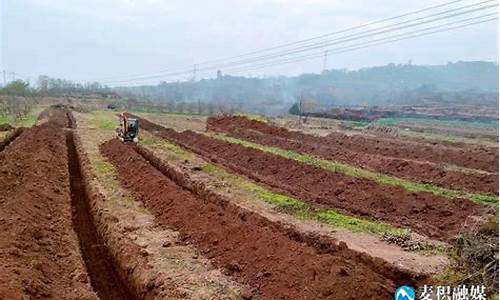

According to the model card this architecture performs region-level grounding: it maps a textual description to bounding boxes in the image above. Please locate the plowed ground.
[101,138,420,300]
[0,120,97,299]
[207,117,498,195]
[135,116,489,242]
[208,116,498,173]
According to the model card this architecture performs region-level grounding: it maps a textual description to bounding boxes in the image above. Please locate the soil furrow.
[0,128,24,152]
[213,120,497,195]
[66,130,135,300]
[101,138,420,300]
[134,115,489,241]
[207,116,498,173]
[0,121,98,299]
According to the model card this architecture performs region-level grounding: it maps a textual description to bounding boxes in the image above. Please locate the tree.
[0,80,32,96]
[288,102,300,115]
[38,75,49,94]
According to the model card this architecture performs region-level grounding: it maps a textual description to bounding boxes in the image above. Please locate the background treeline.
[0,76,113,97]
[1,61,498,118]
[115,61,499,116]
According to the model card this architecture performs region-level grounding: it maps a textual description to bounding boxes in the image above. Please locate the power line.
[94,0,475,82]
[226,15,499,75]
[183,1,497,74]
[118,13,497,86]
[102,2,497,85]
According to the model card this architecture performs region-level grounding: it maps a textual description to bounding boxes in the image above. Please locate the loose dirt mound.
[38,107,71,128]
[138,116,488,241]
[208,116,498,195]
[224,126,498,195]
[101,138,419,299]
[208,116,498,173]
[323,132,498,173]
[0,123,14,131]
[0,122,97,299]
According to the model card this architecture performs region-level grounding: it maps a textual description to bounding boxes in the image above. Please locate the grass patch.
[0,114,38,127]
[340,120,370,129]
[130,110,204,117]
[212,133,498,205]
[374,117,498,129]
[88,111,116,130]
[201,163,405,236]
[139,134,195,161]
[235,113,268,123]
[93,159,116,175]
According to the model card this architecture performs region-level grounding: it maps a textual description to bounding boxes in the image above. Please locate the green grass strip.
[0,114,38,127]
[139,134,405,236]
[89,111,116,130]
[212,133,498,205]
[235,113,268,123]
[202,163,406,236]
[140,134,195,161]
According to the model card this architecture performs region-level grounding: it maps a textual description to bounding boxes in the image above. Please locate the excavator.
[117,113,139,142]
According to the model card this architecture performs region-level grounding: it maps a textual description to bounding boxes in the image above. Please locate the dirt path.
[101,138,420,300]
[208,116,498,173]
[0,121,98,299]
[218,122,497,195]
[136,116,490,242]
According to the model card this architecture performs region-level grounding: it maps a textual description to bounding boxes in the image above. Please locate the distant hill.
[115,61,499,115]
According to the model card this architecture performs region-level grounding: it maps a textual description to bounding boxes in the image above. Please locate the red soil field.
[136,116,489,241]
[0,108,136,299]
[101,138,420,300]
[207,116,499,173]
[0,121,97,299]
[207,117,497,195]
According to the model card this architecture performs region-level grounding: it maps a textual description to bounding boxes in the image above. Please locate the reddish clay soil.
[208,118,497,195]
[137,116,489,242]
[67,129,135,300]
[207,116,499,173]
[38,107,72,128]
[0,108,136,299]
[0,121,97,299]
[101,138,420,300]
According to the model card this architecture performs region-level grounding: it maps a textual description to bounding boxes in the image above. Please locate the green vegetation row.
[140,134,406,236]
[0,114,37,127]
[212,133,498,205]
[202,163,406,236]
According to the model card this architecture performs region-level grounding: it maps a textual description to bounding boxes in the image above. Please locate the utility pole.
[322,50,329,73]
[298,92,303,126]
[192,64,197,81]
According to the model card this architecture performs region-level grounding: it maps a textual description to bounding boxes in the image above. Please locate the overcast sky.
[1,0,498,85]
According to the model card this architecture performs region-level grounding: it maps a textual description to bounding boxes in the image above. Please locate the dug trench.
[66,129,135,300]
[0,127,24,152]
[0,120,98,299]
[101,138,422,300]
[132,115,490,242]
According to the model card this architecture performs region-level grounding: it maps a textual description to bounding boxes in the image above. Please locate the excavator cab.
[117,113,139,142]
